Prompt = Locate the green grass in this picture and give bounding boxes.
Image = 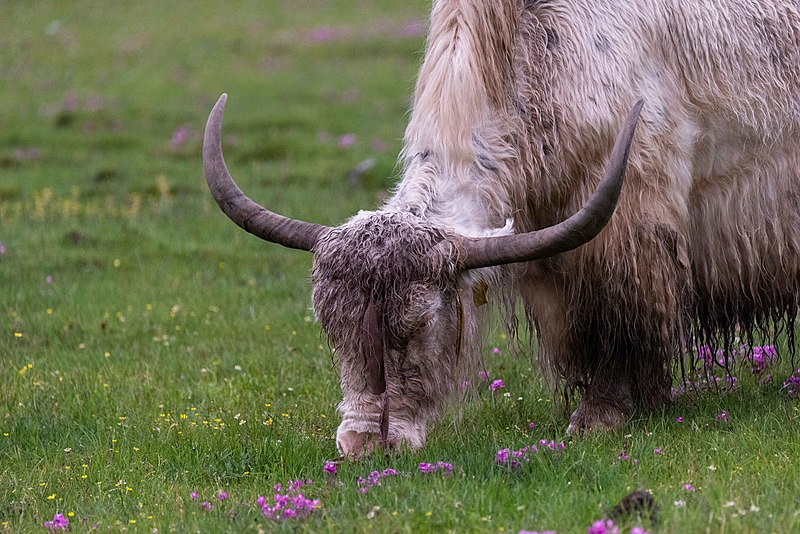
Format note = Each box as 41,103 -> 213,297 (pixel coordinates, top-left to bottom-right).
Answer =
2,1 -> 799,532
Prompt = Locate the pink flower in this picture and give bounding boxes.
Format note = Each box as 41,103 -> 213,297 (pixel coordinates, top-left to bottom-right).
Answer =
587,519 -> 619,534
190,491 -> 198,501
676,416 -> 683,423
323,461 -> 337,475
337,133 -> 356,148
217,491 -> 228,501
260,479 -> 320,520
490,379 -> 505,392
683,483 -> 696,493
43,513 -> 69,531
171,126 -> 190,151
418,461 -> 453,476
495,448 -> 511,465
654,448 -> 663,455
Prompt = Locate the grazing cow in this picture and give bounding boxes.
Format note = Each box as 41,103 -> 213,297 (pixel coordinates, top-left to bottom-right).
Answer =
203,0 -> 800,457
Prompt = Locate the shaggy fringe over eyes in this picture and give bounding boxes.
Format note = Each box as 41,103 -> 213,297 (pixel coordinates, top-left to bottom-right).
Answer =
311,212 -> 459,375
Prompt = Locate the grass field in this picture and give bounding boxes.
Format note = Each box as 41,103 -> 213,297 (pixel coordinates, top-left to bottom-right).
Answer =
2,2 -> 800,532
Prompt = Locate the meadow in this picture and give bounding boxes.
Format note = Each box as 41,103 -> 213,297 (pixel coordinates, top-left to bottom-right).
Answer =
2,1 -> 799,532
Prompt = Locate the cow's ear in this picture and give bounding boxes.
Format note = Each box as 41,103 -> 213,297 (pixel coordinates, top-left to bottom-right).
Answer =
472,279 -> 489,307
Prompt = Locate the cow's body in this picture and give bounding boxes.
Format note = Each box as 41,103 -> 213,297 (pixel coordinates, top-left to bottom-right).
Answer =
204,0 -> 800,457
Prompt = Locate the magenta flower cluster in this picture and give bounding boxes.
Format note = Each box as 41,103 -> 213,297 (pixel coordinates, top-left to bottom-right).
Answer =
750,345 -> 778,374
354,461 -> 454,493
357,468 -> 400,493
189,490 -> 228,511
586,519 -> 648,534
495,440 -> 566,469
258,480 -> 321,520
523,520 -> 646,534
783,369 -> 800,398
675,344 -> 786,396
43,513 -> 69,531
418,461 -> 453,476
490,379 -> 505,392
587,519 -> 619,534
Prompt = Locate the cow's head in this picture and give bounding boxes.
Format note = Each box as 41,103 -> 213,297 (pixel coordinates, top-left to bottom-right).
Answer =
203,94 -> 642,458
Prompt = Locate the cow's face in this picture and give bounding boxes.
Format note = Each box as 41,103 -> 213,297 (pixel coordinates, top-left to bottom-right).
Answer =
311,212 -> 467,457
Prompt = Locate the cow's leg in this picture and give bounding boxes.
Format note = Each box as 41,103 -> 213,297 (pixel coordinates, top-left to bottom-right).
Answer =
564,216 -> 687,432
524,210 -> 686,433
566,362 -> 635,434
521,265 -> 634,432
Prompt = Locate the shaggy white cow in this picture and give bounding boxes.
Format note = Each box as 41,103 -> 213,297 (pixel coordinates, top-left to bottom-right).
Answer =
204,0 -> 800,457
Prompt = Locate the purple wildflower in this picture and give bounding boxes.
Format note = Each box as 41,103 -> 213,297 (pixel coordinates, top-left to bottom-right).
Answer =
418,461 -> 453,476
356,468 -> 400,493
43,513 -> 69,531
171,126 -> 190,151
750,345 -> 777,374
337,133 -> 356,148
676,416 -> 684,423
782,369 -> 800,398
716,410 -> 729,422
654,448 -> 663,455
698,345 -> 713,364
630,528 -> 649,534
496,448 -> 511,465
683,483 -> 696,493
190,491 -> 198,501
477,370 -> 491,382
618,451 -> 631,462
260,479 -> 320,520
200,501 -> 212,511
528,421 -> 536,430
587,518 -> 619,534
217,491 -> 228,501
492,347 -> 502,355
323,461 -> 337,475
496,440 -> 562,469
490,379 -> 505,392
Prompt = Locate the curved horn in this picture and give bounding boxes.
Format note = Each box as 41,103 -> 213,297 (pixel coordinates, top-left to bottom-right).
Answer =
203,94 -> 330,251
459,100 -> 644,269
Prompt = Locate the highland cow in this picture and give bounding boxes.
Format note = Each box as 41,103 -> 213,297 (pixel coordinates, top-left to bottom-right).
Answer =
203,0 -> 800,458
